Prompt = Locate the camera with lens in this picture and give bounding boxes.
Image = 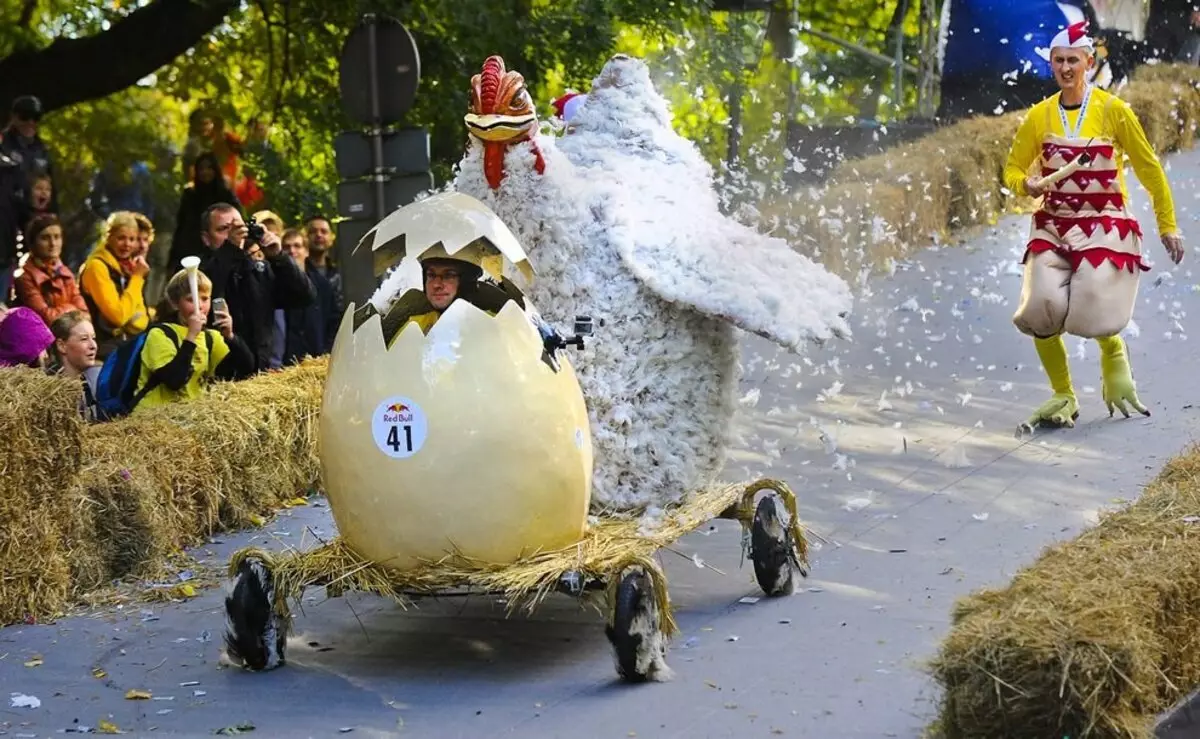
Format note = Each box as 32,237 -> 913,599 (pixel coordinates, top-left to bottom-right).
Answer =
573,315 -> 594,338
244,215 -> 266,246
540,314 -> 599,356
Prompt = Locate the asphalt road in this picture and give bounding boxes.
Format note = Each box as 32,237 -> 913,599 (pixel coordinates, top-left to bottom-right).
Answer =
2,147 -> 1198,739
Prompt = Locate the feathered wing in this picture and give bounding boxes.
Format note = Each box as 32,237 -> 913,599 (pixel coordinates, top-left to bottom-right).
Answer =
593,169 -> 853,353
553,55 -> 853,352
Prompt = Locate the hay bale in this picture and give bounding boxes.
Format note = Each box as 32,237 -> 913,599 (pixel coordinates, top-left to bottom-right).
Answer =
940,114 -> 1025,228
0,369 -> 86,624
119,356 -> 327,527
69,415 -> 223,587
67,357 -> 327,590
825,180 -> 909,275
930,445 -> 1200,738
1132,64 -> 1200,90
831,139 -> 954,248
1125,80 -> 1179,153
0,357 -> 328,624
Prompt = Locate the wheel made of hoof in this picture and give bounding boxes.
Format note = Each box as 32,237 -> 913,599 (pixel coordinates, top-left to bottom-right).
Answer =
751,494 -> 796,597
605,565 -> 672,683
223,556 -> 287,671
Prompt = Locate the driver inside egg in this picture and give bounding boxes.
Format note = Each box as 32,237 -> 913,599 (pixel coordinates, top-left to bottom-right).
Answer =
401,252 -> 486,335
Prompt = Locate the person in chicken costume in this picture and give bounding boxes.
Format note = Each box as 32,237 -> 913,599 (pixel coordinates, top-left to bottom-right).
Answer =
454,54 -> 853,514
1006,20 -> 1185,431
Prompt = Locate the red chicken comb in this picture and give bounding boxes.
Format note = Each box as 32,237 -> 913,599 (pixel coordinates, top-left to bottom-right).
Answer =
479,56 -> 505,115
1067,21 -> 1089,44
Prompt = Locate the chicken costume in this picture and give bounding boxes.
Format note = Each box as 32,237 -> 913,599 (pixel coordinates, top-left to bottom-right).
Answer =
1005,21 -> 1180,429
453,54 -> 853,513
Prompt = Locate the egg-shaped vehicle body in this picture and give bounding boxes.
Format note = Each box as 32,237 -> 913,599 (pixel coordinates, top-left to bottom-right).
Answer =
321,191 -> 594,571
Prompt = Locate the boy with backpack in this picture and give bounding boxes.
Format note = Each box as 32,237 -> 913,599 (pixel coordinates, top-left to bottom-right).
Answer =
93,267 -> 255,419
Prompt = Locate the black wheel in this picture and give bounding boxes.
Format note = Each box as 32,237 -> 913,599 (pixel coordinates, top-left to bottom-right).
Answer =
605,565 -> 672,682
751,494 -> 797,596
223,556 -> 287,671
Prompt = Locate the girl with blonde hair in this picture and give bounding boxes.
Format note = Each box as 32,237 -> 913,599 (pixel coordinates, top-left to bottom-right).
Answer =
79,210 -> 150,359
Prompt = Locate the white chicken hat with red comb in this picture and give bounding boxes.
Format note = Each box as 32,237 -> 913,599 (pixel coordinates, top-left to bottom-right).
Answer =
1038,20 -> 1094,60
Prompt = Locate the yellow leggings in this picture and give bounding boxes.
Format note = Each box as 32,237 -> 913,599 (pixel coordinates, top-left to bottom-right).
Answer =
1033,334 -> 1147,418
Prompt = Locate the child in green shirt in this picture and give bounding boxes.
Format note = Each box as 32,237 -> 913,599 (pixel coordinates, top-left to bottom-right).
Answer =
133,268 -> 255,413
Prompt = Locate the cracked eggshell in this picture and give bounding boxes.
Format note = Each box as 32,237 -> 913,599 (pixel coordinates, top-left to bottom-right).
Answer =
319,296 -> 593,571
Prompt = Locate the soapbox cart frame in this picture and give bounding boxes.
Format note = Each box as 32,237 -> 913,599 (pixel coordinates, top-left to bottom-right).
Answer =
224,478 -> 808,682
222,192 -> 810,681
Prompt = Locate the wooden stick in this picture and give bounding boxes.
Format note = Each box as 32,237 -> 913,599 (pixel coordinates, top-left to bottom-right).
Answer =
1034,153 -> 1093,191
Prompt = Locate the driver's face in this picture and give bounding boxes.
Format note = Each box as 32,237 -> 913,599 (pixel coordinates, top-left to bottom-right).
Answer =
424,264 -> 461,311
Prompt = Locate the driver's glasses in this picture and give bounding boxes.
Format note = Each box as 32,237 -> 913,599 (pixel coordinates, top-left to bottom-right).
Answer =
425,269 -> 460,284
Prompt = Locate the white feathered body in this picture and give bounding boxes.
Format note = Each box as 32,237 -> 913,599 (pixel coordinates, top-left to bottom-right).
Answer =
449,55 -> 853,514
453,141 -> 739,513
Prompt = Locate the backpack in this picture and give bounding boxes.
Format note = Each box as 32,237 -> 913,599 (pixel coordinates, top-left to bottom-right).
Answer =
93,323 -> 214,421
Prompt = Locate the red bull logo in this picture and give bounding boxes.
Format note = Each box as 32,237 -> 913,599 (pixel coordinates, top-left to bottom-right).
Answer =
381,399 -> 415,424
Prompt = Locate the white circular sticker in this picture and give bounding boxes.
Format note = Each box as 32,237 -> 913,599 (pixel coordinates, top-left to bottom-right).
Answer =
371,396 -> 428,459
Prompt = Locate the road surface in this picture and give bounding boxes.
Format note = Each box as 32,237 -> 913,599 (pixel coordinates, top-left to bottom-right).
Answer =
2,148 -> 1198,738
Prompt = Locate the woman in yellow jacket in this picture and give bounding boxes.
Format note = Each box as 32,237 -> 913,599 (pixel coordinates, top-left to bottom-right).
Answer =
132,268 -> 255,414
80,211 -> 151,359
1004,21 -> 1185,431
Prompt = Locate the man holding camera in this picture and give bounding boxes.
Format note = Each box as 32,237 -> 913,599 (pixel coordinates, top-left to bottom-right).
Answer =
199,202 -> 315,372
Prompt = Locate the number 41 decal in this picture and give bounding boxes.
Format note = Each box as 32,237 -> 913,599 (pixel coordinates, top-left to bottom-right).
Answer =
372,396 -> 428,459
386,424 -> 414,453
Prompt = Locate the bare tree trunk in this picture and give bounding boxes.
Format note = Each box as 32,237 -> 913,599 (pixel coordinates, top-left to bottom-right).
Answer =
915,0 -> 942,118
0,0 -> 240,115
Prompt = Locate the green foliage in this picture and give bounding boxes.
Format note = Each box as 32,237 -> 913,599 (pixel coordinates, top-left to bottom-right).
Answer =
144,0 -> 700,223
1,0 -> 938,234
36,84 -> 187,249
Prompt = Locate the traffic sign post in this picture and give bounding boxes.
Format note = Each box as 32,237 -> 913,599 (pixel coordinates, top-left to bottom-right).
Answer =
335,14 -> 433,307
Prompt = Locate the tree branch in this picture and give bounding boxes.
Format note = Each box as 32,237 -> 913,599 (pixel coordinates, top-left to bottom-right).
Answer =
17,0 -> 37,28
254,0 -> 276,118
0,0 -> 241,115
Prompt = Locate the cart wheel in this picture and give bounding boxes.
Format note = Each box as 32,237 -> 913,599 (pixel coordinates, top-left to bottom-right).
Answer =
223,556 -> 287,671
751,494 -> 797,596
605,565 -> 672,683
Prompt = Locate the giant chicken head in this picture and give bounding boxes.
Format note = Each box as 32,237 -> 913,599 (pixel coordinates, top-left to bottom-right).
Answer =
464,56 -> 546,190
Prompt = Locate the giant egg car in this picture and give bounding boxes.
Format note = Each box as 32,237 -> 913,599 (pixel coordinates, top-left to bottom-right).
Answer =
321,191 -> 595,569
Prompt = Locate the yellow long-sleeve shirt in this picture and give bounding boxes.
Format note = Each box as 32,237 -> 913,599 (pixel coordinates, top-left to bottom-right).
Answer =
79,247 -> 149,340
1002,88 -> 1178,236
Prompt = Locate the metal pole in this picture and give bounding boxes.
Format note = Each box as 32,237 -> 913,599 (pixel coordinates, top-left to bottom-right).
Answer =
894,0 -> 910,115
365,14 -> 386,223
786,0 -> 798,123
915,0 -> 925,115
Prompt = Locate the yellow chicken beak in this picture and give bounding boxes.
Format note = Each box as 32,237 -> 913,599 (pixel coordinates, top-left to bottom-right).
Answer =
464,112 -> 537,142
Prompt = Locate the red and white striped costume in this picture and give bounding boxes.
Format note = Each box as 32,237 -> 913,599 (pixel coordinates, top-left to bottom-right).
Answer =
1011,87 -> 1166,339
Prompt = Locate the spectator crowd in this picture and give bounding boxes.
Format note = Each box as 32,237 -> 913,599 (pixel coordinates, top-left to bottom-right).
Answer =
0,95 -> 344,420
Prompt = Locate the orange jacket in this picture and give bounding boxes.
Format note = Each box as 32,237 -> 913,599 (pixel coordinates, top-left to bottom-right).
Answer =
14,260 -> 89,326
